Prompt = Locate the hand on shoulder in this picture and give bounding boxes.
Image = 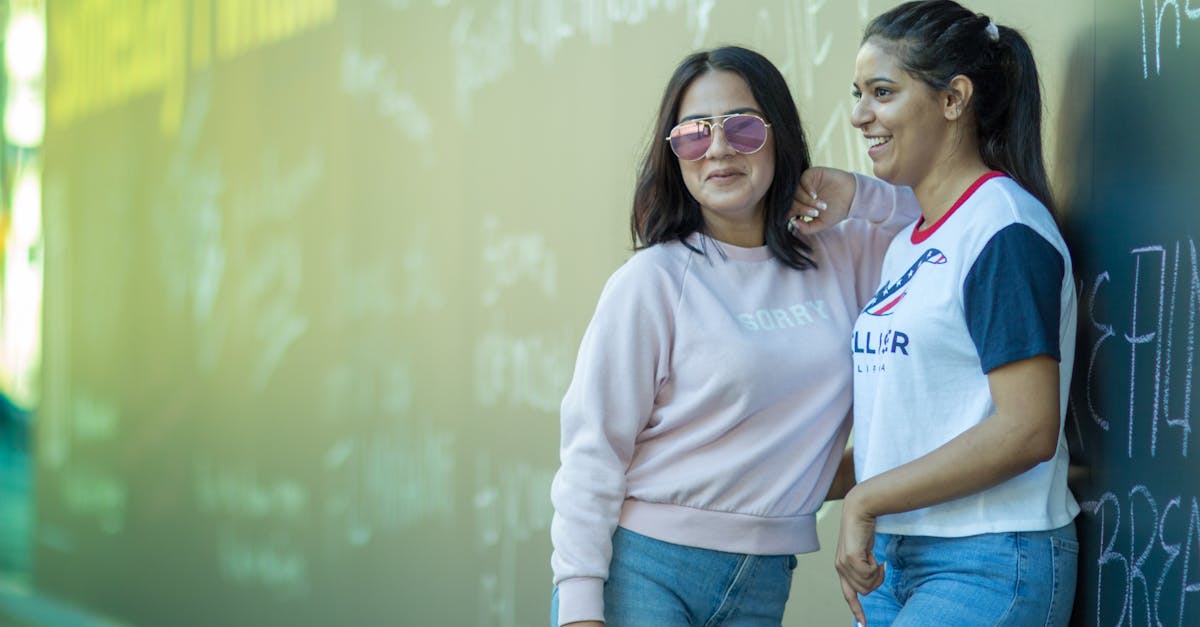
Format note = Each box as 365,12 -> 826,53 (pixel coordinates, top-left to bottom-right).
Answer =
787,167 -> 857,236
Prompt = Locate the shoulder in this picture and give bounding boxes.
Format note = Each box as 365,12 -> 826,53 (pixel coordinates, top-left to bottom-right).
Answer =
598,240 -> 695,305
971,177 -> 1069,255
977,178 -> 1058,229
613,240 -> 694,282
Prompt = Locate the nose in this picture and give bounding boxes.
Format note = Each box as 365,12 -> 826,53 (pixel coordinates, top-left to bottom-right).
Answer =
704,123 -> 737,159
850,98 -> 872,129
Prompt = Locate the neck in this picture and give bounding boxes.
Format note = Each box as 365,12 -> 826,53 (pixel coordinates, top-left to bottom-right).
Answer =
912,158 -> 992,227
703,208 -> 765,248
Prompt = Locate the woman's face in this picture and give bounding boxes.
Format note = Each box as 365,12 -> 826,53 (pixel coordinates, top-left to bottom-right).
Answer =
850,40 -> 951,188
675,70 -> 775,242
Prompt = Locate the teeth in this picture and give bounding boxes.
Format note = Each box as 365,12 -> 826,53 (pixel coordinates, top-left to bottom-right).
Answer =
867,136 -> 889,148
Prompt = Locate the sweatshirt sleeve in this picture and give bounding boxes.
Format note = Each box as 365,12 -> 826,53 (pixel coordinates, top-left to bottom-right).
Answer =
550,253 -> 677,625
839,173 -> 922,308
847,172 -> 921,228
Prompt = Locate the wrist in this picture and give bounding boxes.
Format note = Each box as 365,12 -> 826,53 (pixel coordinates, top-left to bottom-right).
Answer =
845,481 -> 881,519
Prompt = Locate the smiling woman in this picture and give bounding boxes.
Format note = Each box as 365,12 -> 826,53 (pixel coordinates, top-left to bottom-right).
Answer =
547,45 -> 920,627
805,2 -> 1083,626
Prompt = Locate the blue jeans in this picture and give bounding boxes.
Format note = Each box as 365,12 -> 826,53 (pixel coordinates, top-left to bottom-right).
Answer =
858,523 -> 1078,626
551,526 -> 797,626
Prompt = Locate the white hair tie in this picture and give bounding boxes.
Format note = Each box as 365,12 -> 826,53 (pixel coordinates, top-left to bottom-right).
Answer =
985,21 -> 1000,42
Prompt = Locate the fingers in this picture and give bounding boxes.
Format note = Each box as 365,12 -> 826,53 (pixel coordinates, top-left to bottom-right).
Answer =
835,548 -> 884,596
786,215 -> 808,237
787,194 -> 828,236
837,561 -> 883,595
840,575 -> 867,627
790,192 -> 824,219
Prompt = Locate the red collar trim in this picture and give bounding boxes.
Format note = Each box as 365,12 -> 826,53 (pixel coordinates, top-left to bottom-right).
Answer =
910,171 -> 1007,244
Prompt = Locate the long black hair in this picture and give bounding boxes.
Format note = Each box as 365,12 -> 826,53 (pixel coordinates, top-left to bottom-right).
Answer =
864,0 -> 1055,212
631,46 -> 817,269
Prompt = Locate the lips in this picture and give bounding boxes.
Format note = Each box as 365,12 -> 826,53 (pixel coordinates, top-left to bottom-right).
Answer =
706,168 -> 743,181
866,135 -> 891,155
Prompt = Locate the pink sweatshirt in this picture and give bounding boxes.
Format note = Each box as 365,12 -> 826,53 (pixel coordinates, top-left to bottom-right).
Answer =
550,175 -> 917,625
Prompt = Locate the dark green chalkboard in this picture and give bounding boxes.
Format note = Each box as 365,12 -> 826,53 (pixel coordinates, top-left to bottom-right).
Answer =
1062,2 -> 1200,626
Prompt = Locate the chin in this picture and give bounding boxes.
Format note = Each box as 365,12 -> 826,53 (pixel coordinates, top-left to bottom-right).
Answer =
871,165 -> 903,186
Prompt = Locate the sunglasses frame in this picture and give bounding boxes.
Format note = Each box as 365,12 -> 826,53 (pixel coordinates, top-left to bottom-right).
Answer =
665,113 -> 772,161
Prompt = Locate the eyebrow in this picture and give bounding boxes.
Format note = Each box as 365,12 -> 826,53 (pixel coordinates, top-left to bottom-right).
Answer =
854,77 -> 896,89
678,107 -> 763,122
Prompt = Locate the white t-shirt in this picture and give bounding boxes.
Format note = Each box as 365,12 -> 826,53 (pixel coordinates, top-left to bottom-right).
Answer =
852,172 -> 1080,537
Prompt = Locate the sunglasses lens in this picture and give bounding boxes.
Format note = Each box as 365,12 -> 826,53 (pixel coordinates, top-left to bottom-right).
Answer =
669,121 -> 712,160
724,115 -> 768,153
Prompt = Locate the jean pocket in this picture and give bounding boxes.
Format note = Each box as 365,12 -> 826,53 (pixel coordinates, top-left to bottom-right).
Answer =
1047,531 -> 1079,626
1050,534 -> 1079,556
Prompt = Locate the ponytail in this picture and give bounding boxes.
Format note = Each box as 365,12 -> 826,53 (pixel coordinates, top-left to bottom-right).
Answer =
982,26 -> 1054,212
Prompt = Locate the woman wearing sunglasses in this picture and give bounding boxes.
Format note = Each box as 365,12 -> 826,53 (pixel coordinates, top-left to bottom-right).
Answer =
791,2 -> 1080,625
549,46 -> 919,626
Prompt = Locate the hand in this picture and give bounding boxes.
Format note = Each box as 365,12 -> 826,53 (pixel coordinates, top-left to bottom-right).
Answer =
787,167 -> 857,237
835,489 -> 885,626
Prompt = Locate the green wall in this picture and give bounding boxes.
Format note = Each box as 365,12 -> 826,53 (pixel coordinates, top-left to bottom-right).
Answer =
35,1 -> 1195,625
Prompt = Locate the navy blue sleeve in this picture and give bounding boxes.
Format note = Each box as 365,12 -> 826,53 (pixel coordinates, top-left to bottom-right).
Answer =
963,224 -> 1064,373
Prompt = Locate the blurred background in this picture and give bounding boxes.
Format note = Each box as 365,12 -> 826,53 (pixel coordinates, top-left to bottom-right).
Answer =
0,1 -> 1194,626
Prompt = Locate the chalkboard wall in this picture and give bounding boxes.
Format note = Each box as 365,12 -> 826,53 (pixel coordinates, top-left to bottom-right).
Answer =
31,1 -> 1197,626
1062,2 -> 1200,625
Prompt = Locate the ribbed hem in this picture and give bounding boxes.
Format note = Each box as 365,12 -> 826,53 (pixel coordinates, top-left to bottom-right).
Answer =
618,500 -> 819,555
555,577 -> 604,626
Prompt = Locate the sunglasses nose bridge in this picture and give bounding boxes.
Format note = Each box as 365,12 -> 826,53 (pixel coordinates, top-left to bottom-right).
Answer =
704,119 -> 737,157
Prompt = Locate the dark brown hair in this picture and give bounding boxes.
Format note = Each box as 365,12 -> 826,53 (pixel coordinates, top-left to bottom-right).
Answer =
631,46 -> 817,269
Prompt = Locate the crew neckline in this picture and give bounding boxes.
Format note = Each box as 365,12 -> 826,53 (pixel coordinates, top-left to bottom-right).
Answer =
911,171 -> 1006,244
685,232 -> 773,261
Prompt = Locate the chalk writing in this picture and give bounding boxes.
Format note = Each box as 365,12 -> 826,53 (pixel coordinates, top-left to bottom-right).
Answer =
450,0 -> 714,118
62,467 -> 126,534
194,459 -> 309,521
1081,239 -> 1197,460
71,393 -> 120,443
474,328 -> 573,413
1086,271 -> 1115,432
321,422 -> 455,547
1082,486 -> 1200,625
318,361 -> 413,423
151,73 -> 225,332
216,527 -> 309,598
474,454 -> 554,627
222,148 -> 322,388
781,0 -> 834,101
340,46 -> 435,167
1141,0 -> 1200,78
194,458 -> 311,596
480,215 -> 558,307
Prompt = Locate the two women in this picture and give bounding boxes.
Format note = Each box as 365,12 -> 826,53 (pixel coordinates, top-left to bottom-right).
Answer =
552,1 -> 1080,624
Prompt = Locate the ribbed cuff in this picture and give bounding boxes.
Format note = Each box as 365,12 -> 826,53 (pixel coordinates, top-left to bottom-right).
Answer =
555,577 -> 604,626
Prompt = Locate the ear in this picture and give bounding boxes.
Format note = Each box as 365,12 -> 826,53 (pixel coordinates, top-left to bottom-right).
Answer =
943,74 -> 975,121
